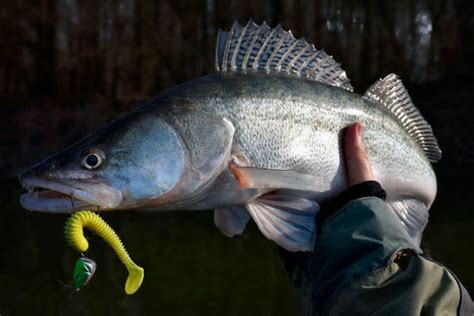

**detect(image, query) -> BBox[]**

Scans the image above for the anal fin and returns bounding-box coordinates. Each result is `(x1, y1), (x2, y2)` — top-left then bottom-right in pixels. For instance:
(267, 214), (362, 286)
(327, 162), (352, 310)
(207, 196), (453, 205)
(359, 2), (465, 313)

(246, 194), (319, 252)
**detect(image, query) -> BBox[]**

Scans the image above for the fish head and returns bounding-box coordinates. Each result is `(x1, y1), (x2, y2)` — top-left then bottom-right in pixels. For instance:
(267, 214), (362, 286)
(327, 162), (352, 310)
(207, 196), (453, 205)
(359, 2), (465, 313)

(19, 110), (189, 213)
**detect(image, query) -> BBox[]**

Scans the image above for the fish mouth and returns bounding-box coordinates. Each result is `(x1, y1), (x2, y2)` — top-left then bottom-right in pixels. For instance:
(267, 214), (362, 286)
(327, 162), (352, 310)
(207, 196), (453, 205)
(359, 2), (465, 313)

(19, 176), (123, 213)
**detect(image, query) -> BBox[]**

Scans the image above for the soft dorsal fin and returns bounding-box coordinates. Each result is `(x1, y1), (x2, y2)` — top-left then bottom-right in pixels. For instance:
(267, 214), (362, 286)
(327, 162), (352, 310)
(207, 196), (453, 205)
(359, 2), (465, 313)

(215, 20), (353, 91)
(364, 74), (442, 162)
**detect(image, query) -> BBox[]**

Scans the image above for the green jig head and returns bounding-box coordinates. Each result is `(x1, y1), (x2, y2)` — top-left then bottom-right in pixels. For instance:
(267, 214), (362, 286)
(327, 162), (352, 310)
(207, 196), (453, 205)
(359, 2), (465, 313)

(72, 257), (97, 289)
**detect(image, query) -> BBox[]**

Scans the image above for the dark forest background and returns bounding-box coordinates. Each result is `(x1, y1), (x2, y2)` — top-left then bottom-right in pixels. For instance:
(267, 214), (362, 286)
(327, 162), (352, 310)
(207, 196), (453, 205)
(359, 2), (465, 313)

(1, 0), (473, 315)
(2, 0), (474, 177)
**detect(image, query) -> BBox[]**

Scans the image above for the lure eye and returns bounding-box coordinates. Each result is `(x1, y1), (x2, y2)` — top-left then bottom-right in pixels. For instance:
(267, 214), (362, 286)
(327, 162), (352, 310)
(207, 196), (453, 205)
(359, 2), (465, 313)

(81, 149), (104, 170)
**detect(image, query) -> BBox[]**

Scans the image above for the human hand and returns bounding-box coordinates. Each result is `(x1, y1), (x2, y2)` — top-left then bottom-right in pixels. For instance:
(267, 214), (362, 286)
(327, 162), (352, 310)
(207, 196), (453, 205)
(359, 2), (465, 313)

(343, 122), (375, 186)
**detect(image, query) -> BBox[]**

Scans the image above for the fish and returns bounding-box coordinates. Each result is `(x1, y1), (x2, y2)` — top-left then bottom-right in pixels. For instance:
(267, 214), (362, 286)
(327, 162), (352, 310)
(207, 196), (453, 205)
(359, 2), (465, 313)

(19, 21), (441, 252)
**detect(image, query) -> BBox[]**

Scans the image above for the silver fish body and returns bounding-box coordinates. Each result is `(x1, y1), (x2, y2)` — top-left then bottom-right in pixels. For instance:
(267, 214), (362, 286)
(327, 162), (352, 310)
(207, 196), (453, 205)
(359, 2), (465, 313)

(19, 21), (440, 251)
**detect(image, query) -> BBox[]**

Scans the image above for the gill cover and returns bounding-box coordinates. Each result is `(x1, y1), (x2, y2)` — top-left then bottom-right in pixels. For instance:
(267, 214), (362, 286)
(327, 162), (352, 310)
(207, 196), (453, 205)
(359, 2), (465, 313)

(105, 113), (187, 206)
(156, 106), (235, 204)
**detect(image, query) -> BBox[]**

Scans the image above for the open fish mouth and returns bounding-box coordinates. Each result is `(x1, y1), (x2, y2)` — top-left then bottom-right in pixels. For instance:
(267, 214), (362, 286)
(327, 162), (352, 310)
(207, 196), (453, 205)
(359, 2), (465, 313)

(19, 176), (122, 213)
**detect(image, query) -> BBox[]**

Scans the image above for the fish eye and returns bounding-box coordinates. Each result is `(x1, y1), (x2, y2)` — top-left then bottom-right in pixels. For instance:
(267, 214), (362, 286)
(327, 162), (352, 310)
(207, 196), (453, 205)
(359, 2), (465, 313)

(81, 149), (105, 170)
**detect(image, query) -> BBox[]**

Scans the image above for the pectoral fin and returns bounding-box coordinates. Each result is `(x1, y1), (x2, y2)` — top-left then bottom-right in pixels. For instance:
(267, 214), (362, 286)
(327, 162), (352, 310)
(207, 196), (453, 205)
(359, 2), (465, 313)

(230, 165), (328, 192)
(246, 194), (319, 252)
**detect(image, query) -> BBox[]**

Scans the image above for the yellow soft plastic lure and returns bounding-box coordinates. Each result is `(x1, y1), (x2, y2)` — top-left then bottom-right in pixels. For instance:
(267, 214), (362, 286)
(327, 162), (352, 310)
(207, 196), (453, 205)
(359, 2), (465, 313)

(64, 210), (144, 294)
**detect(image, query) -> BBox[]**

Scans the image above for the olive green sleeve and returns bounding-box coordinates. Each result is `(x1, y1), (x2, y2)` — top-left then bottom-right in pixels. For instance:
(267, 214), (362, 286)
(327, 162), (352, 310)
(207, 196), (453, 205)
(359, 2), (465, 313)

(298, 197), (472, 315)
(328, 252), (461, 315)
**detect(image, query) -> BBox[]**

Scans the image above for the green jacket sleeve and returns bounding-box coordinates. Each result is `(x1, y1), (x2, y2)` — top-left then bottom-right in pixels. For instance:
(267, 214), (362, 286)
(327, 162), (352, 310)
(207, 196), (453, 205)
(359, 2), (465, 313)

(284, 197), (473, 315)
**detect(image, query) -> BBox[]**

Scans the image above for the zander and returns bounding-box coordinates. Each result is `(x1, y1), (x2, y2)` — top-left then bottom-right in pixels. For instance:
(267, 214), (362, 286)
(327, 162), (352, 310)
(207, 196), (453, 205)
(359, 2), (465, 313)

(19, 21), (441, 252)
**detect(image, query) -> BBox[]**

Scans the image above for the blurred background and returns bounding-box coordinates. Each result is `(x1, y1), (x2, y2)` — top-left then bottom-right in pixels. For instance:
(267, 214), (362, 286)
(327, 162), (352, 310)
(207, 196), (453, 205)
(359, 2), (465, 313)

(1, 0), (473, 315)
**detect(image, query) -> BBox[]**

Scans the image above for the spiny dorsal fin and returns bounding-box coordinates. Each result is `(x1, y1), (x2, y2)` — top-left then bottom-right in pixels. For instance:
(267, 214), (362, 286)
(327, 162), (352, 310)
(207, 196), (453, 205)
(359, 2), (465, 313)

(215, 20), (353, 91)
(364, 74), (442, 162)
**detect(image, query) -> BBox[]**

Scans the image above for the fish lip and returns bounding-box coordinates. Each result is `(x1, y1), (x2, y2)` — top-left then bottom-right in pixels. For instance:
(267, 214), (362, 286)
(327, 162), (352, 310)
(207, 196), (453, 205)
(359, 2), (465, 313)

(19, 175), (122, 213)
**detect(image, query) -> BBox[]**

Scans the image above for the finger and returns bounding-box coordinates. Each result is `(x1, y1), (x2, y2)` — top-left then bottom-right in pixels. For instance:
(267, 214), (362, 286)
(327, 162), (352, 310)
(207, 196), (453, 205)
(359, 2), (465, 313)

(343, 122), (375, 186)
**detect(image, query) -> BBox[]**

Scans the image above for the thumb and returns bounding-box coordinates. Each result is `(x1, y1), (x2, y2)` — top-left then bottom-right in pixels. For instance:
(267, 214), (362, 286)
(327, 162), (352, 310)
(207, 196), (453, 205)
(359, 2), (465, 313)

(343, 122), (375, 186)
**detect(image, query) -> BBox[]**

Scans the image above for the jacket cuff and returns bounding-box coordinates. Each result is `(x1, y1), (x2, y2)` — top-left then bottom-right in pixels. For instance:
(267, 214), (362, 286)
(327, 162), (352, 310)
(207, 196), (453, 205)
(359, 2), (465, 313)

(318, 181), (387, 225)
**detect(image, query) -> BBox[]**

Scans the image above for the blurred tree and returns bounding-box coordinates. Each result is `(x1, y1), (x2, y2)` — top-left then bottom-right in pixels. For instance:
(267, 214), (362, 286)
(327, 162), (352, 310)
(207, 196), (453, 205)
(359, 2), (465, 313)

(1, 0), (473, 176)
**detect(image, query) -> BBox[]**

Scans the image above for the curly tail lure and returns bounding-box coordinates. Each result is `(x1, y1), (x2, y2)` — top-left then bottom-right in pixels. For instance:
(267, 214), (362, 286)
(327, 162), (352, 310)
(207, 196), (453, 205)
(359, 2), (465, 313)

(64, 210), (144, 294)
